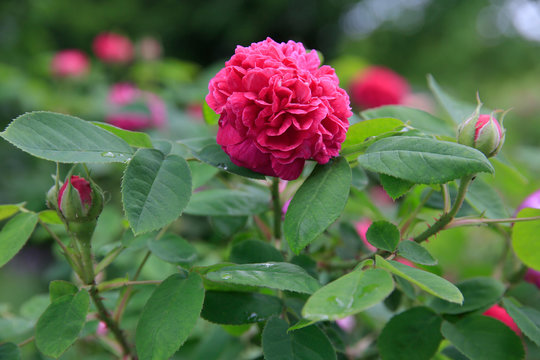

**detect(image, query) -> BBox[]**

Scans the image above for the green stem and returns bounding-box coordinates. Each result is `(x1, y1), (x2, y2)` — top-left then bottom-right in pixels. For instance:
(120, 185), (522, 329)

(89, 286), (131, 358)
(271, 177), (282, 241)
(447, 215), (540, 228)
(95, 246), (125, 275)
(68, 221), (97, 284)
(413, 175), (474, 243)
(38, 218), (83, 275)
(98, 280), (161, 292)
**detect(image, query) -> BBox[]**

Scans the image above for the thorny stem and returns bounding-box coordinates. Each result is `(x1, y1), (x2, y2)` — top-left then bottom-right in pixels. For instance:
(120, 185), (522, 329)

(271, 177), (282, 241)
(89, 286), (132, 358)
(441, 184), (451, 213)
(413, 175), (474, 243)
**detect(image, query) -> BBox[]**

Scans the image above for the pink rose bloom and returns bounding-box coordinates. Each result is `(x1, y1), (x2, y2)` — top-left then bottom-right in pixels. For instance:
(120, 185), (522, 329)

(106, 83), (167, 131)
(355, 219), (376, 252)
(349, 66), (410, 109)
(516, 189), (540, 214)
(93, 32), (134, 64)
(524, 268), (540, 289)
(483, 305), (521, 335)
(206, 38), (352, 180)
(51, 50), (89, 78)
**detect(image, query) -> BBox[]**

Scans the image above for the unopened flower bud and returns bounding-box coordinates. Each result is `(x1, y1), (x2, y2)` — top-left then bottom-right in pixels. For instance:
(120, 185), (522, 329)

(57, 175), (103, 223)
(46, 184), (60, 210)
(457, 104), (505, 158)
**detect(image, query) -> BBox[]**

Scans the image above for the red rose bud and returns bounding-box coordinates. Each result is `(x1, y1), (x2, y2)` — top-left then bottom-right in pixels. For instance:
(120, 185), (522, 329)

(57, 175), (103, 222)
(206, 38), (352, 180)
(483, 305), (521, 335)
(457, 102), (506, 158)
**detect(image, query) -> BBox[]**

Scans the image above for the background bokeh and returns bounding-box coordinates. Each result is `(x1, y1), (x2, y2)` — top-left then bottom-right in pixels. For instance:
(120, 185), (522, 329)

(1, 0), (539, 358)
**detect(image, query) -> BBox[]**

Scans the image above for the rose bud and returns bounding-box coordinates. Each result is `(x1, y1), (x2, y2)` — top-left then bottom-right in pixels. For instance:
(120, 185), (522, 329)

(92, 32), (134, 64)
(482, 304), (521, 335)
(349, 66), (410, 109)
(206, 38), (352, 180)
(524, 268), (540, 289)
(51, 49), (90, 78)
(57, 175), (103, 223)
(457, 103), (505, 158)
(516, 189), (540, 214)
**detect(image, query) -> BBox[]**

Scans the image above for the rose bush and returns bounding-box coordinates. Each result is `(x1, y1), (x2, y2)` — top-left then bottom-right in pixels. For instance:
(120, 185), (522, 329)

(206, 37), (352, 180)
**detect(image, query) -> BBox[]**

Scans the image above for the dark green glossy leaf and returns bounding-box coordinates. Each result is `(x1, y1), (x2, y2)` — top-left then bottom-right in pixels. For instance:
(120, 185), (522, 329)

(229, 239), (284, 264)
(441, 316), (524, 360)
(136, 273), (204, 360)
(503, 298), (540, 346)
(366, 220), (400, 252)
(122, 148), (192, 234)
(189, 160), (219, 189)
(285, 157), (351, 254)
(397, 241), (437, 266)
(378, 307), (443, 360)
(49, 280), (78, 301)
(185, 186), (270, 216)
(357, 137), (494, 184)
(92, 122), (153, 148)
(1, 111), (133, 163)
(376, 256), (463, 304)
(35, 290), (90, 358)
(262, 317), (336, 360)
(147, 233), (197, 264)
(302, 269), (394, 321)
(201, 291), (282, 325)
(205, 262), (320, 294)
(0, 212), (38, 268)
(430, 277), (505, 314)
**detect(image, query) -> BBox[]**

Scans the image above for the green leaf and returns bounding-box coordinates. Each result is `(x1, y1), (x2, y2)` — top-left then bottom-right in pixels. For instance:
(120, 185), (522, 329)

(35, 290), (90, 358)
(397, 241), (437, 266)
(465, 177), (509, 219)
(362, 105), (455, 136)
(342, 117), (404, 147)
(287, 319), (317, 332)
(201, 291), (282, 325)
(378, 307), (443, 360)
(427, 75), (476, 124)
(0, 212), (38, 268)
(302, 268), (394, 321)
(184, 187), (270, 216)
(441, 316), (524, 360)
(262, 317), (336, 360)
(0, 204), (23, 221)
(0, 343), (21, 360)
(92, 122), (153, 148)
(193, 143), (266, 179)
(20, 295), (50, 320)
(49, 280), (79, 301)
(189, 160), (219, 189)
(357, 137), (494, 184)
(366, 220), (400, 252)
(503, 298), (540, 346)
(1, 111), (133, 163)
(136, 273), (205, 360)
(376, 255), (463, 304)
(210, 216), (247, 237)
(351, 165), (369, 190)
(430, 277), (505, 314)
(512, 208), (540, 270)
(147, 233), (197, 265)
(229, 239), (284, 264)
(38, 210), (63, 225)
(203, 101), (219, 125)
(380, 174), (414, 200)
(285, 157), (351, 254)
(205, 262), (320, 294)
(122, 148), (192, 234)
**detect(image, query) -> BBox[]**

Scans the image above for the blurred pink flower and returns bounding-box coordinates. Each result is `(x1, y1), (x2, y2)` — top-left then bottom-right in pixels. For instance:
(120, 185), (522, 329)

(206, 37), (351, 180)
(370, 186), (394, 207)
(93, 32), (134, 64)
(137, 36), (162, 61)
(106, 83), (167, 131)
(516, 189), (540, 214)
(96, 321), (108, 336)
(186, 103), (203, 120)
(401, 93), (436, 114)
(282, 198), (292, 220)
(51, 49), (89, 78)
(355, 219), (376, 252)
(524, 268), (540, 289)
(483, 305), (521, 335)
(349, 66), (410, 109)
(336, 315), (356, 333)
(395, 257), (416, 268)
